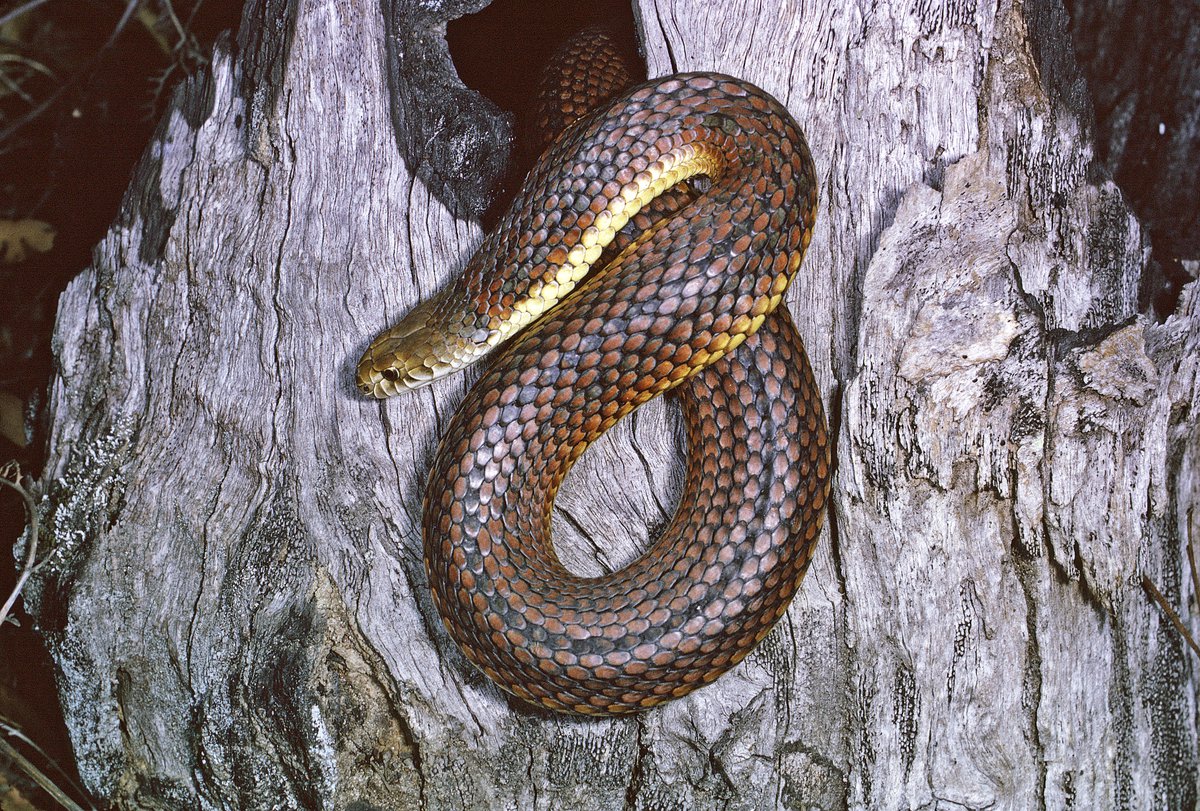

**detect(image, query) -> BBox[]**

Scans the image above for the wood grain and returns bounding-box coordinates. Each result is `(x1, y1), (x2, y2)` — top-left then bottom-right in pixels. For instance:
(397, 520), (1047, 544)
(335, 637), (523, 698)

(26, 0), (1199, 807)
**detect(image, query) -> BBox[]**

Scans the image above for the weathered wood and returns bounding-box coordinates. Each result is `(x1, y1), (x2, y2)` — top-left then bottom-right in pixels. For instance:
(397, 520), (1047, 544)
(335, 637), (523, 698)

(25, 0), (1198, 808)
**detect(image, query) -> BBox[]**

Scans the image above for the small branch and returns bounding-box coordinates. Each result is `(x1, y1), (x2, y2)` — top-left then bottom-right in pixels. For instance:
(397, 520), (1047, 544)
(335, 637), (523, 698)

(0, 733), (90, 811)
(0, 717), (95, 810)
(102, 0), (142, 51)
(161, 0), (188, 45)
(0, 461), (39, 628)
(134, 2), (175, 57)
(0, 0), (52, 30)
(0, 51), (57, 80)
(1142, 574), (1200, 659)
(140, 0), (209, 118)
(0, 69), (34, 104)
(0, 0), (144, 145)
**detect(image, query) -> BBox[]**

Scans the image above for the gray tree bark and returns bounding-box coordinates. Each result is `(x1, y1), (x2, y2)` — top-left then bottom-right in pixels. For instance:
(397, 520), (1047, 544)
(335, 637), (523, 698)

(24, 0), (1199, 808)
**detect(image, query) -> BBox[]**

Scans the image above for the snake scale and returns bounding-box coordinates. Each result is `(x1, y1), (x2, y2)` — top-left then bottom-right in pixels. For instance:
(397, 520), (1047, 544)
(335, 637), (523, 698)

(357, 34), (830, 714)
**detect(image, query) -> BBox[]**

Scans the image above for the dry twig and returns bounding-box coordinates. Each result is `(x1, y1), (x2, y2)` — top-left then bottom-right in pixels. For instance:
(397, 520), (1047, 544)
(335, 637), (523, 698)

(0, 733), (90, 811)
(1141, 508), (1200, 659)
(0, 718), (94, 810)
(0, 461), (39, 628)
(0, 0), (145, 144)
(1142, 574), (1200, 659)
(0, 0), (53, 30)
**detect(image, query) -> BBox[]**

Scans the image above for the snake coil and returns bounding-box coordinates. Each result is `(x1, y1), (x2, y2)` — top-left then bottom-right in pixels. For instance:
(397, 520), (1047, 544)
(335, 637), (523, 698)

(358, 71), (830, 715)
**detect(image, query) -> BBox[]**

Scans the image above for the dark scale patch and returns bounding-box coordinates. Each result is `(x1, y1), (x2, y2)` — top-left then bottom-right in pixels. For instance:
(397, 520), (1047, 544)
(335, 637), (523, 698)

(702, 113), (743, 137)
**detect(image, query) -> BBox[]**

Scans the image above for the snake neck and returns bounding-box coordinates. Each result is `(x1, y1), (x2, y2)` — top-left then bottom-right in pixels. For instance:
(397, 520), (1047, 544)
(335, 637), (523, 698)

(357, 72), (818, 400)
(357, 131), (733, 398)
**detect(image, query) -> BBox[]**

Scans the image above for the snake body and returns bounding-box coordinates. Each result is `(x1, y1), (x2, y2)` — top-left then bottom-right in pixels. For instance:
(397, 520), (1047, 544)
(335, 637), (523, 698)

(358, 71), (830, 715)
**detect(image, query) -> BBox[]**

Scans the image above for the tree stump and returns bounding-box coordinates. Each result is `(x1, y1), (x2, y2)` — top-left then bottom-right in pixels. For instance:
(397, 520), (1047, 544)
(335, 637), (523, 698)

(25, 0), (1198, 807)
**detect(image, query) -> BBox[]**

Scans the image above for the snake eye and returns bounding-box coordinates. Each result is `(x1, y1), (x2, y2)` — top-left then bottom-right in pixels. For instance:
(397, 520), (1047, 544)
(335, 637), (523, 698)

(382, 368), (400, 382)
(702, 112), (741, 135)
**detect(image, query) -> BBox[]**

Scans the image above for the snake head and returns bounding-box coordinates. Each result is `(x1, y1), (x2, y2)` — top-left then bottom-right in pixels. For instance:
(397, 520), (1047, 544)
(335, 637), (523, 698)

(356, 292), (499, 399)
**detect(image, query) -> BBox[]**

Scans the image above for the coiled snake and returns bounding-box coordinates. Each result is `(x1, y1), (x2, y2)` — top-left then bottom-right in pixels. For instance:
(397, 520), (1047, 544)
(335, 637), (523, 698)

(358, 60), (830, 715)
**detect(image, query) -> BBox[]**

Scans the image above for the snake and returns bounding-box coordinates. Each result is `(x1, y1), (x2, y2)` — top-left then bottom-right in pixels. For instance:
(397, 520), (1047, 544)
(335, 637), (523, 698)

(357, 44), (830, 715)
